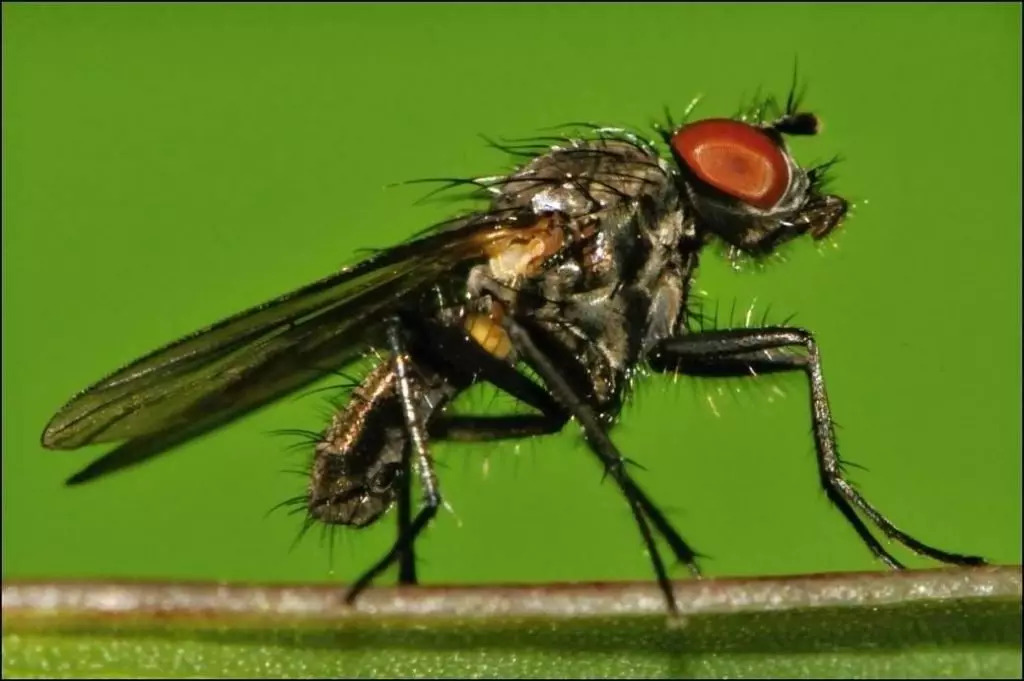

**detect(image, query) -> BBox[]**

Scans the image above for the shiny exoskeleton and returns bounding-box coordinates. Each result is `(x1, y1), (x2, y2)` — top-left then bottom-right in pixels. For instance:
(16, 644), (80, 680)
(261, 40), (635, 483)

(41, 86), (987, 617)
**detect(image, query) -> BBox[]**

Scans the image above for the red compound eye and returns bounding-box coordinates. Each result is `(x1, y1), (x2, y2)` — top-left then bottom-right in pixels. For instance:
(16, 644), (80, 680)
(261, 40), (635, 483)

(671, 118), (790, 210)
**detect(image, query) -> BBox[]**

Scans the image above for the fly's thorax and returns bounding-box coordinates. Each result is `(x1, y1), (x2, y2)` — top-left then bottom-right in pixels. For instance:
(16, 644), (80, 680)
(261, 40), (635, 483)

(641, 246), (701, 354)
(458, 135), (697, 416)
(485, 136), (678, 295)
(477, 135), (685, 296)
(492, 138), (673, 221)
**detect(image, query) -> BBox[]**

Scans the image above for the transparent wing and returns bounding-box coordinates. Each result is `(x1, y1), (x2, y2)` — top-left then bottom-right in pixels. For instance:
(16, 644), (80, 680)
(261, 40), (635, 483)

(41, 209), (529, 452)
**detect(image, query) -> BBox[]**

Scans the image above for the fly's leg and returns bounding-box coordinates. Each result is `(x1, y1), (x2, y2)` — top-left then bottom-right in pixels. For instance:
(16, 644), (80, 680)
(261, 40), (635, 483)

(396, 440), (416, 585)
(382, 314), (568, 592)
(500, 315), (701, 618)
(650, 326), (988, 568)
(409, 314), (571, 441)
(426, 307), (701, 612)
(430, 414), (567, 441)
(357, 310), (701, 610)
(428, 335), (569, 440)
(345, 319), (442, 604)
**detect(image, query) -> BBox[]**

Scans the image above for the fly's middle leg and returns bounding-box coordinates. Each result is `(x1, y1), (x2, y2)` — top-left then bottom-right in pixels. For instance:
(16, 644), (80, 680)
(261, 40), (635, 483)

(497, 314), (702, 619)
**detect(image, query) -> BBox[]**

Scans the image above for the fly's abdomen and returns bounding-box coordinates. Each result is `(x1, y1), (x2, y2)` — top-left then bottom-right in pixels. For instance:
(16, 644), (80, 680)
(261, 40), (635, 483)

(306, 359), (452, 528)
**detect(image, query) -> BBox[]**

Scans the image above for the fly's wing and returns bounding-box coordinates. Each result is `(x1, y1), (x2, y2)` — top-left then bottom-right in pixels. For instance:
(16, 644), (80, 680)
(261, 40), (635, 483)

(41, 208), (530, 456)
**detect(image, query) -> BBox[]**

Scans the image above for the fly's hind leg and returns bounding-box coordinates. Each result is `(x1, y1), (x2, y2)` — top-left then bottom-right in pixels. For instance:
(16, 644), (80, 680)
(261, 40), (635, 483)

(366, 314), (569, 597)
(345, 318), (443, 604)
(649, 326), (988, 569)
(395, 440), (416, 586)
(352, 311), (706, 613)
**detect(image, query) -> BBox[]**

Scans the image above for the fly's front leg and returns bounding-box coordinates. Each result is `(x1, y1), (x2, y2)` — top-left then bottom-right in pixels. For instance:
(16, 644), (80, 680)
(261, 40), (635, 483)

(345, 318), (442, 604)
(650, 326), (988, 568)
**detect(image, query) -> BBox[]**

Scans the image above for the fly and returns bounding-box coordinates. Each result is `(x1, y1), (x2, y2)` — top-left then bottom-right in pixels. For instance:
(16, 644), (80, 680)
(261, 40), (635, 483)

(40, 79), (987, 617)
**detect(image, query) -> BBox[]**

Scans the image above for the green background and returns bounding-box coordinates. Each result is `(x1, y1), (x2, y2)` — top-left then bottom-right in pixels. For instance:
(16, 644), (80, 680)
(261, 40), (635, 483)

(3, 3), (1020, 592)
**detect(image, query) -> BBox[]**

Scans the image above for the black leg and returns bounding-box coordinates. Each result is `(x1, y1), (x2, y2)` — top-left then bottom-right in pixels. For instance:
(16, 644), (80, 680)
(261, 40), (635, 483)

(501, 316), (702, 618)
(416, 314), (570, 441)
(413, 315), (565, 417)
(395, 440), (416, 585)
(430, 413), (567, 441)
(382, 313), (568, 591)
(345, 319), (442, 604)
(651, 326), (988, 568)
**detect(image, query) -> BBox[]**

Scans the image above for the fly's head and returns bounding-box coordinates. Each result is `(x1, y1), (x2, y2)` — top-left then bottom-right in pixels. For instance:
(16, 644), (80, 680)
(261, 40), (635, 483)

(307, 429), (404, 528)
(664, 92), (848, 256)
